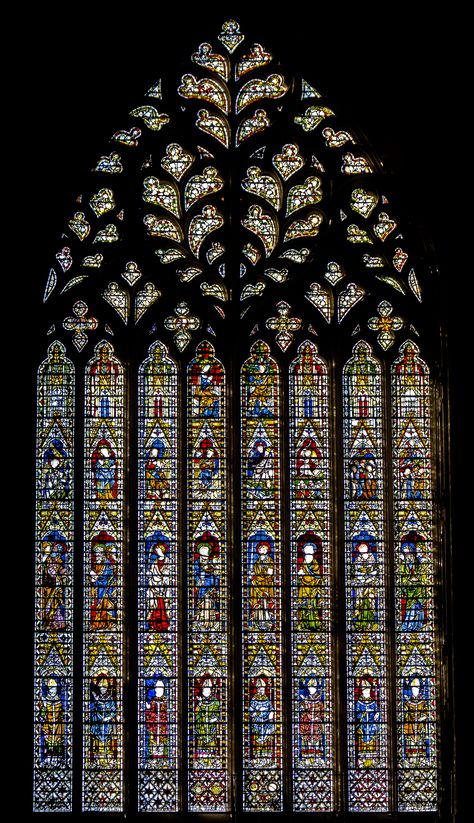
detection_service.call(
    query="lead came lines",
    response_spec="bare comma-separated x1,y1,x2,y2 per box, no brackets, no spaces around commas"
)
187,342,229,811
138,342,179,811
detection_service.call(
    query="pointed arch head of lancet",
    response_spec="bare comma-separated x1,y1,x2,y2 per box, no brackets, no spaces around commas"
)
193,339,218,361
292,338,321,365
242,340,278,390
395,338,423,363
145,339,173,366
392,339,430,417
45,339,68,362
344,339,379,379
89,339,118,364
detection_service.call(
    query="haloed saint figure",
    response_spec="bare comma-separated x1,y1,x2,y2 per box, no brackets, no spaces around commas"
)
298,677,324,765
42,438,70,500
354,675,380,768
90,675,117,767
194,676,221,765
297,541,323,631
249,676,276,766
41,535,68,631
39,676,65,765
145,678,169,763
399,534,427,632
146,537,171,632
351,539,378,631
91,438,117,500
247,439,273,499
249,540,275,630
402,675,430,764
145,438,169,499
194,538,220,629
194,437,220,494
90,533,118,630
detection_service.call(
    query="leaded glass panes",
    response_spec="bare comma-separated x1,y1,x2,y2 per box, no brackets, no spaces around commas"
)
187,342,229,811
241,341,282,811
343,341,389,811
33,16,448,818
83,341,125,811
392,341,437,811
289,342,334,811
34,342,74,812
138,342,179,811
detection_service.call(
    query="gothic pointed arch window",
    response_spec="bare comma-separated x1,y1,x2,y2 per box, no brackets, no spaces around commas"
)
32,18,454,818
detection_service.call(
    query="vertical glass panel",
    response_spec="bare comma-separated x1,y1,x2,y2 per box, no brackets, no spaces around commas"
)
343,341,389,811
392,341,437,810
138,341,179,811
187,341,229,810
289,341,334,810
83,341,124,811
34,342,74,811
241,341,282,811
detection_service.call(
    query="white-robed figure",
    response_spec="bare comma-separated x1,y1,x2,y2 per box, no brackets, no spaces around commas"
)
249,677,276,765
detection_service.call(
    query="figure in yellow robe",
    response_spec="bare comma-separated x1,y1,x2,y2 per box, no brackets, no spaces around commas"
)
39,677,65,764
249,541,274,629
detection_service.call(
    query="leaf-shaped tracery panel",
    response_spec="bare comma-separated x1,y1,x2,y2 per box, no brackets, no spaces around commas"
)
43,18,424,356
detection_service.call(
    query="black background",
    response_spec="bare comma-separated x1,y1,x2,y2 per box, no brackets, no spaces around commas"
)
12,4,465,820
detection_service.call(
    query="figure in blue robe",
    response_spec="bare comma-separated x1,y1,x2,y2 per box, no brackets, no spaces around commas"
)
249,678,276,764
90,676,117,765
90,535,117,629
194,438,219,491
42,439,70,500
355,677,380,765
193,540,219,628
91,438,117,499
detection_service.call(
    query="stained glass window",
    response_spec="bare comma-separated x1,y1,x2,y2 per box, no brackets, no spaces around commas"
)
32,17,453,818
